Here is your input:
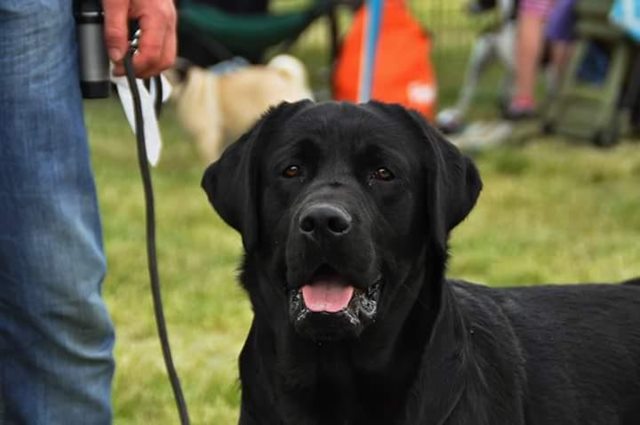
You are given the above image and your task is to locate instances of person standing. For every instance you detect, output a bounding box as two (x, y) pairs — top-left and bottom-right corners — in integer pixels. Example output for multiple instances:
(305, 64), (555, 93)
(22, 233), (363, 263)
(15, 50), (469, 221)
(0, 0), (176, 423)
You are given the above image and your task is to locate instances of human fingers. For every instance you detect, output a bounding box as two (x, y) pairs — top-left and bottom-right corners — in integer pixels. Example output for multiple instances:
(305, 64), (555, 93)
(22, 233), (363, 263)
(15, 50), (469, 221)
(158, 18), (177, 75)
(131, 1), (177, 78)
(103, 0), (130, 76)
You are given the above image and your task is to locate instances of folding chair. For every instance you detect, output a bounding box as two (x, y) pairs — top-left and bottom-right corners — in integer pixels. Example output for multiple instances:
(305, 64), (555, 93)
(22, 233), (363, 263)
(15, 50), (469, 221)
(177, 0), (340, 66)
(543, 0), (636, 146)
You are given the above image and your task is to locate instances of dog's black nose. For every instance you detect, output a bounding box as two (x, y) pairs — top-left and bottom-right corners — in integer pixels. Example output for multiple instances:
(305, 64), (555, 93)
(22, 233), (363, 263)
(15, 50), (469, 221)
(299, 204), (352, 238)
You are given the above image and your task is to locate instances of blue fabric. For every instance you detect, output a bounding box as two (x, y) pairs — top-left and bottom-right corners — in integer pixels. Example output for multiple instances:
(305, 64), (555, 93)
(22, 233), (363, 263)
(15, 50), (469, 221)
(545, 0), (577, 42)
(610, 0), (640, 42)
(577, 42), (610, 85)
(0, 0), (114, 423)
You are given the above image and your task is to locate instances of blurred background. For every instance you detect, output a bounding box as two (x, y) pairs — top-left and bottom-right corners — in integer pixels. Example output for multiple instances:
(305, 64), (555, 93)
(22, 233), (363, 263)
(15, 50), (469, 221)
(86, 0), (640, 422)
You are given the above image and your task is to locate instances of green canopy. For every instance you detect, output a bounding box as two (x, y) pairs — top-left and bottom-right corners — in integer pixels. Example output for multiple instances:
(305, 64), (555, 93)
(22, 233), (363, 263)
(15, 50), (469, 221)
(179, 1), (330, 62)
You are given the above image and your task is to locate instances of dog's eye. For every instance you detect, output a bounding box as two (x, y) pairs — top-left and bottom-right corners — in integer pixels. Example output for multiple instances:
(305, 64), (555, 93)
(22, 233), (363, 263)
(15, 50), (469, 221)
(282, 165), (301, 178)
(371, 167), (395, 181)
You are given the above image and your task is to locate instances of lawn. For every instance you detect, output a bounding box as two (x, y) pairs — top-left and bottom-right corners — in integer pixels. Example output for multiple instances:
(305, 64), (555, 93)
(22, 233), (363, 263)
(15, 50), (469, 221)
(83, 2), (640, 422)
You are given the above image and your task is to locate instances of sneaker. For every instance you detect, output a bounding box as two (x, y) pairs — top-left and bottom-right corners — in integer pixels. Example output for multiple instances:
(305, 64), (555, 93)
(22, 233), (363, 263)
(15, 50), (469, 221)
(503, 97), (537, 121)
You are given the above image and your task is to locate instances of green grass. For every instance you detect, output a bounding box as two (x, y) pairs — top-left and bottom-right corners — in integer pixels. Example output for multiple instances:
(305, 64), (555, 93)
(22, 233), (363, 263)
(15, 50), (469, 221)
(85, 97), (640, 424)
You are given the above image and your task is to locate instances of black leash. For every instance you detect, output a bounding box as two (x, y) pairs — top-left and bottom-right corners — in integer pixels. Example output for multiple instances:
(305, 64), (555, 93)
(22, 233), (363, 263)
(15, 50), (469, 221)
(123, 50), (191, 425)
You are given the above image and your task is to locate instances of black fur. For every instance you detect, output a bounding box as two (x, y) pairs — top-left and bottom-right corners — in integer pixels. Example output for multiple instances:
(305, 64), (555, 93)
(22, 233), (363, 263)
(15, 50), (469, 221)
(202, 101), (640, 425)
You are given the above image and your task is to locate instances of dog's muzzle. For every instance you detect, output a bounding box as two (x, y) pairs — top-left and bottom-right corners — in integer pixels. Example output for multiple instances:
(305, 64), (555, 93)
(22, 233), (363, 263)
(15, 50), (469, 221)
(289, 281), (380, 341)
(285, 201), (381, 340)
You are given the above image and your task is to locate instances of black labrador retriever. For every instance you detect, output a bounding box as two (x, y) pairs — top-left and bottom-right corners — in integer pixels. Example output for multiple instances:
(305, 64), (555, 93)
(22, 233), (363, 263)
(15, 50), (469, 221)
(202, 100), (640, 425)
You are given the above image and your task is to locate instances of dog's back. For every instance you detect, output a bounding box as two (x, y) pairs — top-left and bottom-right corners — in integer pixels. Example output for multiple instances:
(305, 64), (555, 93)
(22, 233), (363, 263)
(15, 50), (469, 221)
(455, 281), (640, 425)
(624, 277), (640, 286)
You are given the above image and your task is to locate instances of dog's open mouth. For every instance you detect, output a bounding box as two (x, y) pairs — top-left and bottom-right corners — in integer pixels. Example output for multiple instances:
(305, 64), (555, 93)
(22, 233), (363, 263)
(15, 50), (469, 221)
(289, 264), (380, 341)
(301, 266), (354, 313)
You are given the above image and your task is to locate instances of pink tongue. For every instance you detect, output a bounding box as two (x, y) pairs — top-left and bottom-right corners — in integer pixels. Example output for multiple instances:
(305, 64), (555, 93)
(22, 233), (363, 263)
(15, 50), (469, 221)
(301, 281), (354, 313)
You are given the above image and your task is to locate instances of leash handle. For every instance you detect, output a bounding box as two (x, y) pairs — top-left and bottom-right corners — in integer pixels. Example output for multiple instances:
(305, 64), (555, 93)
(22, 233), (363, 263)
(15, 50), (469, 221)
(127, 23), (164, 117)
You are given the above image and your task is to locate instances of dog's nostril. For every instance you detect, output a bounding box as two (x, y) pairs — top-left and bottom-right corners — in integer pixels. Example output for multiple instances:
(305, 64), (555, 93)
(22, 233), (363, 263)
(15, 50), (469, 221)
(300, 216), (315, 233)
(328, 216), (350, 234)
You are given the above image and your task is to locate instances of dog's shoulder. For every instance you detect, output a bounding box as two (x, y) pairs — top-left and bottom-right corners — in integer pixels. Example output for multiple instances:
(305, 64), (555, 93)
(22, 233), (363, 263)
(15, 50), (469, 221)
(449, 280), (514, 325)
(449, 280), (527, 364)
(442, 281), (528, 425)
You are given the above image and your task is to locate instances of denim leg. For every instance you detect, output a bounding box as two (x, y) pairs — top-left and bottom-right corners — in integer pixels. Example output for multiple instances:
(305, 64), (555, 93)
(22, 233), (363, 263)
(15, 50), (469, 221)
(0, 1), (114, 424)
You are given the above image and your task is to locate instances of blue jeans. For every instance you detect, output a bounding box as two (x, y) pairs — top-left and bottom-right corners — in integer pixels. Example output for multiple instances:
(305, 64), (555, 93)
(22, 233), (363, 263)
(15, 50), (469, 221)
(0, 0), (114, 423)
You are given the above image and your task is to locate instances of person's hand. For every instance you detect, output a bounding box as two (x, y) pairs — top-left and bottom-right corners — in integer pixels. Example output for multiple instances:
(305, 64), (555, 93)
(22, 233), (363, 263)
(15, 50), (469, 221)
(103, 0), (177, 78)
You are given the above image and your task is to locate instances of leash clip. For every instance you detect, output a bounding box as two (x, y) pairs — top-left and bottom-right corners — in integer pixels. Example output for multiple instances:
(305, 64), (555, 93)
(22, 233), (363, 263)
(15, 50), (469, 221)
(130, 28), (142, 53)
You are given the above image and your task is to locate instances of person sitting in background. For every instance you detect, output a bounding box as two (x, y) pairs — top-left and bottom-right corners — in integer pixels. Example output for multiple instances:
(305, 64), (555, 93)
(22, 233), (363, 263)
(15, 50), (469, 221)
(506, 0), (576, 119)
(544, 0), (576, 96)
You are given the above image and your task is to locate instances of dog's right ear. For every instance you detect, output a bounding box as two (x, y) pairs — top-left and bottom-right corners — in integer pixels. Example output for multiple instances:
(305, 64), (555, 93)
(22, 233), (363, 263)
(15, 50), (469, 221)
(201, 100), (313, 253)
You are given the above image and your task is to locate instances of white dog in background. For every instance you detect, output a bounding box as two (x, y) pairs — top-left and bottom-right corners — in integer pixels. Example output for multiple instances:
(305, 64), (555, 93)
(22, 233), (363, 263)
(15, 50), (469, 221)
(168, 54), (314, 163)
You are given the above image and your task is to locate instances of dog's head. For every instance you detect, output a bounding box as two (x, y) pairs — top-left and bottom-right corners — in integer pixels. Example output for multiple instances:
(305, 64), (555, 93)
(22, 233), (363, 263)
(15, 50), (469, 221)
(202, 101), (481, 341)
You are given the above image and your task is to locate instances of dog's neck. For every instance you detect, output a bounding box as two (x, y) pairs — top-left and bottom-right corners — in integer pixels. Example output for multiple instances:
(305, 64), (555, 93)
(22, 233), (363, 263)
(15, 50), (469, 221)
(240, 249), (471, 425)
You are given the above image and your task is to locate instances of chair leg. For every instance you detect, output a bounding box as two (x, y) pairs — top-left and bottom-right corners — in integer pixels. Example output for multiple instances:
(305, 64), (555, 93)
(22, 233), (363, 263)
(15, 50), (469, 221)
(327, 5), (340, 68)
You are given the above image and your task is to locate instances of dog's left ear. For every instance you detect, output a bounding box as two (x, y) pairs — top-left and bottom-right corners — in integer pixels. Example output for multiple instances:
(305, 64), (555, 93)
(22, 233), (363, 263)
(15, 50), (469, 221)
(369, 103), (482, 238)
(421, 112), (483, 234)
(201, 100), (313, 252)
